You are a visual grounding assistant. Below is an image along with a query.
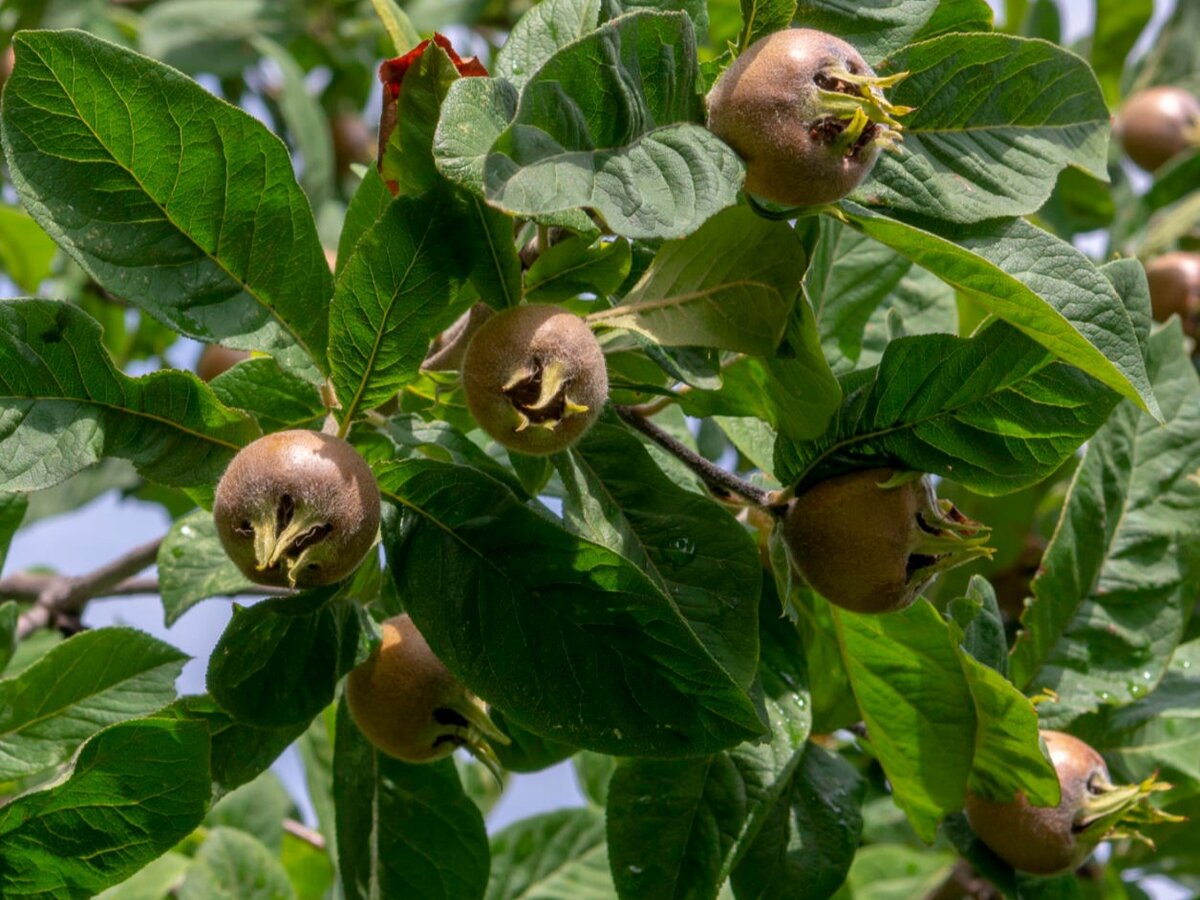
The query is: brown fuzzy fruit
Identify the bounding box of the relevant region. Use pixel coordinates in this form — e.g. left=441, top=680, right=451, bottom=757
left=1114, top=86, right=1200, bottom=172
left=196, top=345, right=251, bottom=383
left=706, top=28, right=909, bottom=208
left=346, top=614, right=506, bottom=766
left=461, top=304, right=607, bottom=455
left=782, top=468, right=991, bottom=614
left=1145, top=252, right=1200, bottom=339
left=213, top=430, right=380, bottom=588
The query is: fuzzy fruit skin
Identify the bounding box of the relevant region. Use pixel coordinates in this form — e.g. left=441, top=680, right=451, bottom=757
left=965, top=731, right=1109, bottom=875
left=706, top=28, right=882, bottom=207
left=345, top=614, right=470, bottom=763
left=1115, top=86, right=1200, bottom=172
left=783, top=468, right=920, bottom=613
left=1145, top=252, right=1200, bottom=339
left=462, top=304, right=607, bottom=455
left=213, top=430, right=380, bottom=588
left=196, top=345, right=251, bottom=383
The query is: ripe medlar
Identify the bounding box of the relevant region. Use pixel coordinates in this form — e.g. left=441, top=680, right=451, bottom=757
left=1144, top=251, right=1200, bottom=340
left=346, top=613, right=507, bottom=770
left=196, top=344, right=251, bottom=383
left=461, top=304, right=607, bottom=455
left=213, top=430, right=380, bottom=588
left=965, top=730, right=1177, bottom=875
left=1114, top=86, right=1200, bottom=172
left=706, top=28, right=910, bottom=208
left=782, top=468, right=992, bottom=614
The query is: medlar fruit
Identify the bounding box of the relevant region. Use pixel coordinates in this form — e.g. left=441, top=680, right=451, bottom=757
left=196, top=344, right=251, bottom=383
left=1145, top=251, right=1200, bottom=340
left=782, top=468, right=992, bottom=614
left=966, top=730, right=1178, bottom=875
left=213, top=430, right=380, bottom=588
left=1114, top=86, right=1200, bottom=173
left=346, top=614, right=507, bottom=770
left=461, top=304, right=607, bottom=455
left=706, top=28, right=910, bottom=208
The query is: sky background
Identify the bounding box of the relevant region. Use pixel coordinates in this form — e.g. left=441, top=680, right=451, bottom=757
left=0, top=2, right=1187, bottom=888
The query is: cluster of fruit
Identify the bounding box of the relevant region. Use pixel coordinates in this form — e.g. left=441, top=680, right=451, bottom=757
left=192, top=25, right=1190, bottom=881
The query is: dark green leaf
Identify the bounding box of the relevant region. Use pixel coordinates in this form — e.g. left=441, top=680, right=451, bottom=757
left=487, top=808, right=612, bottom=900
left=1011, top=322, right=1200, bottom=725
left=774, top=322, right=1119, bottom=495
left=909, top=0, right=995, bottom=42
left=491, top=709, right=576, bottom=773
left=861, top=34, right=1110, bottom=223
left=209, top=356, right=326, bottom=433
left=159, top=509, right=258, bottom=626
left=207, top=589, right=365, bottom=728
left=525, top=236, right=632, bottom=303
left=0, top=493, right=26, bottom=573
left=335, top=699, right=489, bottom=900
left=139, top=0, right=294, bottom=77
left=0, top=300, right=259, bottom=492
left=329, top=192, right=470, bottom=424
left=297, top=707, right=338, bottom=862
left=336, top=168, right=393, bottom=275
left=178, top=826, right=296, bottom=900
left=1092, top=0, right=1153, bottom=105
left=380, top=413, right=529, bottom=497
left=0, top=718, right=210, bottom=899
left=947, top=575, right=1008, bottom=676
left=0, top=627, right=186, bottom=781
left=737, top=0, right=796, bottom=52
left=2, top=30, right=331, bottom=379
left=205, top=771, right=295, bottom=853
left=791, top=0, right=941, bottom=63
left=381, top=458, right=765, bottom=757
left=0, top=601, right=19, bottom=674
left=840, top=204, right=1157, bottom=417
left=574, top=751, right=617, bottom=807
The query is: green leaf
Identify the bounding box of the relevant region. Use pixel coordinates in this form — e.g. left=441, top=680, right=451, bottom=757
left=832, top=600, right=1056, bottom=843
left=2, top=29, right=332, bottom=380
left=297, top=708, right=338, bottom=860
left=159, top=509, right=258, bottom=626
left=588, top=206, right=803, bottom=355
left=774, top=322, right=1119, bottom=495
left=0, top=300, right=259, bottom=492
left=95, top=852, right=191, bottom=900
left=487, top=808, right=613, bottom=900
left=948, top=575, right=1008, bottom=676
left=491, top=709, right=576, bottom=772
left=380, top=413, right=529, bottom=498
left=434, top=76, right=521, bottom=194
left=840, top=204, right=1157, bottom=417
left=494, top=0, right=604, bottom=88
left=369, top=0, right=421, bottom=54
left=909, top=0, right=995, bottom=42
left=738, top=0, right=797, bottom=52
left=206, top=771, right=295, bottom=853
left=380, top=458, right=765, bottom=757
left=482, top=12, right=743, bottom=239
left=831, top=844, right=957, bottom=900
left=139, top=0, right=294, bottom=77
left=178, top=827, right=296, bottom=900
left=808, top=217, right=957, bottom=375
left=207, top=589, right=366, bottom=728
left=1091, top=0, right=1153, bottom=106
left=859, top=34, right=1110, bottom=223
left=334, top=699, right=489, bottom=900
left=336, top=168, right=393, bottom=276
left=0, top=601, right=17, bottom=674
left=0, top=492, right=26, bottom=574
left=574, top=751, right=617, bottom=807
left=209, top=356, right=326, bottom=433
left=525, top=236, right=632, bottom=303
left=790, top=0, right=941, bottom=63
left=557, top=416, right=761, bottom=692
left=0, top=205, right=56, bottom=293
left=1010, top=322, right=1200, bottom=725
left=0, top=627, right=186, bottom=781
left=0, top=718, right=210, bottom=899
left=329, top=192, right=470, bottom=425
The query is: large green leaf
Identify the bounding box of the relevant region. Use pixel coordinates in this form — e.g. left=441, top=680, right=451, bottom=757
left=0, top=300, right=258, bottom=492
left=1090, top=0, right=1153, bottom=106
left=334, top=699, right=489, bottom=900
left=0, top=205, right=56, bottom=294
left=487, top=808, right=611, bottom=899
left=179, top=827, right=295, bottom=900
left=557, top=417, right=761, bottom=691
left=0, top=627, right=186, bottom=781
left=807, top=217, right=957, bottom=375
left=737, top=0, right=797, bottom=52
left=158, top=509, right=258, bottom=626
left=589, top=206, right=803, bottom=356
left=1010, top=322, right=1200, bottom=725
left=525, top=236, right=632, bottom=303
left=1, top=29, right=332, bottom=380
left=205, top=771, right=294, bottom=852
left=380, top=458, right=765, bottom=757
left=494, top=0, right=605, bottom=87
left=481, top=12, right=743, bottom=239
left=840, top=205, right=1157, bottom=417
left=858, top=34, right=1110, bottom=223
left=329, top=192, right=470, bottom=425
left=832, top=600, right=1057, bottom=843
left=831, top=844, right=958, bottom=900
left=207, top=589, right=368, bottom=728
left=774, top=321, right=1119, bottom=495
left=0, top=718, right=211, bottom=899
left=208, top=356, right=325, bottom=433
left=792, top=0, right=941, bottom=63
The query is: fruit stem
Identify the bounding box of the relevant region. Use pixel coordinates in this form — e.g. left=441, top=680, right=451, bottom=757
left=615, top=405, right=775, bottom=509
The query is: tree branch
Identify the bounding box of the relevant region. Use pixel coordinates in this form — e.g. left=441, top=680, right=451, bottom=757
left=614, top=405, right=778, bottom=510
left=283, top=818, right=327, bottom=851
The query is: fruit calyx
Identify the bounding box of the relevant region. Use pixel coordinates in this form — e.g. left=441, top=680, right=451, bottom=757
left=1072, top=771, right=1181, bottom=850
left=891, top=471, right=994, bottom=589
left=242, top=495, right=335, bottom=587
left=812, top=68, right=912, bottom=158
left=501, top=357, right=591, bottom=433
left=430, top=688, right=511, bottom=782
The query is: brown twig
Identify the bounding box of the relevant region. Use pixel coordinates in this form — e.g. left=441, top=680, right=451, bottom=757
left=283, top=818, right=327, bottom=851
left=614, top=405, right=776, bottom=509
